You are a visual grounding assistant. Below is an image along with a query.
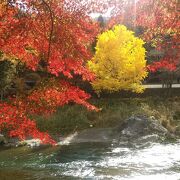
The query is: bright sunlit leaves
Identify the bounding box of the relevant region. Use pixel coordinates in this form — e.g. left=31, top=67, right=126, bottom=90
left=88, top=25, right=148, bottom=93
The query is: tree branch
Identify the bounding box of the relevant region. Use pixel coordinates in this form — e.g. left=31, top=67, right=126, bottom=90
left=41, top=0, right=54, bottom=61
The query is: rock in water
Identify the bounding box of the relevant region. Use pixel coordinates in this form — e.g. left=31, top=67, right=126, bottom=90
left=116, top=115, right=173, bottom=146
left=68, top=115, right=172, bottom=145
left=18, top=139, right=41, bottom=147
left=70, top=128, right=115, bottom=144
left=118, top=115, right=169, bottom=138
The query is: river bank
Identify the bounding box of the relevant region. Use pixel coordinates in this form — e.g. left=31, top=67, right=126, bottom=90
left=34, top=95, right=180, bottom=138
left=0, top=90, right=180, bottom=146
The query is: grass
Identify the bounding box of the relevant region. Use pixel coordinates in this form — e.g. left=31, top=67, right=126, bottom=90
left=34, top=95, right=180, bottom=136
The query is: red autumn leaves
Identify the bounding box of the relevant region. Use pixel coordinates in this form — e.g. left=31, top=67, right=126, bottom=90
left=0, top=0, right=179, bottom=144
left=0, top=0, right=99, bottom=144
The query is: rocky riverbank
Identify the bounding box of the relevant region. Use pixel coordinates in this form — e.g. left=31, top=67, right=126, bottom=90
left=1, top=96, right=180, bottom=148
left=0, top=115, right=178, bottom=148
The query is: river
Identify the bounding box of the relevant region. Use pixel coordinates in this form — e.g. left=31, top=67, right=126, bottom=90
left=0, top=139, right=180, bottom=180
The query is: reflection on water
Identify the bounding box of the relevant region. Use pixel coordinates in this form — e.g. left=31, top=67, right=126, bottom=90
left=0, top=140, right=180, bottom=180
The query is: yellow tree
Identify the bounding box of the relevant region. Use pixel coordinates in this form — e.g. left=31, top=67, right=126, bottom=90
left=88, top=25, right=148, bottom=93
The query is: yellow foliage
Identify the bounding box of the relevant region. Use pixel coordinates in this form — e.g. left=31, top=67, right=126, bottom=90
left=88, top=25, right=148, bottom=93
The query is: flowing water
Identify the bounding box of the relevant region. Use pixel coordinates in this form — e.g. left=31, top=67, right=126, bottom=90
left=0, top=139, right=180, bottom=180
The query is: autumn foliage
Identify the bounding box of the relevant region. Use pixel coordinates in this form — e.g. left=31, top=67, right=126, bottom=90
left=88, top=25, right=148, bottom=93
left=0, top=0, right=100, bottom=144
left=0, top=0, right=179, bottom=144
left=107, top=0, right=179, bottom=72
left=136, top=0, right=179, bottom=72
left=0, top=102, right=56, bottom=144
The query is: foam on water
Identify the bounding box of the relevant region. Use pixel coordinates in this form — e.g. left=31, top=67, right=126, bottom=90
left=0, top=140, right=180, bottom=179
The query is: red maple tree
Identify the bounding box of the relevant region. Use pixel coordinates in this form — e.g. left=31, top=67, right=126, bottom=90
left=0, top=0, right=100, bottom=144
left=107, top=0, right=179, bottom=72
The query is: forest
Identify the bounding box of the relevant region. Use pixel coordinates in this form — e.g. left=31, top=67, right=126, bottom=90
left=0, top=0, right=179, bottom=144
